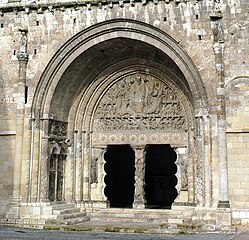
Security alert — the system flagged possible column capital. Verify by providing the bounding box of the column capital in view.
[18,52,29,63]
[131,145,146,150]
[218,200,230,208]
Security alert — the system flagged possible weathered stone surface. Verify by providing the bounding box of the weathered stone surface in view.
[0,0,248,231]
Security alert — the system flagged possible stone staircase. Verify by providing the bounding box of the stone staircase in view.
[84,207,217,233]
[41,204,219,233]
[44,203,90,226]
[87,208,175,224]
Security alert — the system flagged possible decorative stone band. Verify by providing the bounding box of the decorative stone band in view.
[92,131,188,147]
[0,131,16,135]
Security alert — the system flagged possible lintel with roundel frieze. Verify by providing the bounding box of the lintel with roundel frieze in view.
[92,132,188,147]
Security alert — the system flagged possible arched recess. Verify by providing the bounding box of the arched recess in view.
[225,76,249,132]
[77,62,195,207]
[225,76,249,209]
[32,19,208,119]
[31,19,209,206]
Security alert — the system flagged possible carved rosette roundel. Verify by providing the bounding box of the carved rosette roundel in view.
[93,74,187,132]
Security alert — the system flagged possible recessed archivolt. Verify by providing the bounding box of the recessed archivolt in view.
[69,59,193,131]
[32,19,208,123]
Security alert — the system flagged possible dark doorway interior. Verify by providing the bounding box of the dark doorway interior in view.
[49,153,64,202]
[104,145,135,208]
[145,144,178,209]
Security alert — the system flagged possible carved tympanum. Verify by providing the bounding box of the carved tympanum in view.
[93,74,186,131]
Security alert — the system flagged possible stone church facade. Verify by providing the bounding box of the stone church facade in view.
[0,0,248,231]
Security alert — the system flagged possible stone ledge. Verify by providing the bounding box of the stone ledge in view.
[0,0,202,13]
[227,129,249,133]
[0,131,16,136]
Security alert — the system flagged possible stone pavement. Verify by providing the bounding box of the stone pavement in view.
[1,226,249,240]
[232,231,249,240]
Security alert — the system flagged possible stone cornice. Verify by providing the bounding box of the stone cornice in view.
[0,0,203,14]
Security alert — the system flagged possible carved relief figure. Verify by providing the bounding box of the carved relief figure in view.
[147,81,162,114]
[49,120,68,141]
[19,29,28,53]
[129,76,148,113]
[180,156,188,190]
[213,21,224,43]
[94,74,186,131]
[115,80,130,115]
[90,156,98,184]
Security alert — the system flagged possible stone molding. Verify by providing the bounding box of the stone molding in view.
[31,19,208,122]
[0,0,205,14]
[92,132,188,147]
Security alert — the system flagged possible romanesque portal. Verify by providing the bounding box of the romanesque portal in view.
[48,70,194,209]
[2,0,248,230]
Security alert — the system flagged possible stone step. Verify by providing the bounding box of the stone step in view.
[45,204,90,226]
[53,207,80,215]
[88,211,184,220]
[65,216,90,225]
[51,203,75,211]
[87,209,194,225]
[57,211,87,220]
[46,214,90,225]
[89,208,183,215]
[89,216,170,223]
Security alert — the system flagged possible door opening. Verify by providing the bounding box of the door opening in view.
[145,144,177,209]
[104,145,135,208]
[48,153,65,202]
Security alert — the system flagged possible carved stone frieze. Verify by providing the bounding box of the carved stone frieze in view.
[93,74,187,132]
[48,120,68,141]
[92,132,188,146]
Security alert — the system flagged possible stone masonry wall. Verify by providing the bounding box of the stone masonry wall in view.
[0,19,19,216]
[0,0,248,221]
[0,134,15,218]
[226,77,249,225]
[224,0,249,225]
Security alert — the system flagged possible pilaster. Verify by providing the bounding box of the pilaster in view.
[7,29,29,219]
[210,13,230,208]
[38,117,49,203]
[11,32,28,203]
